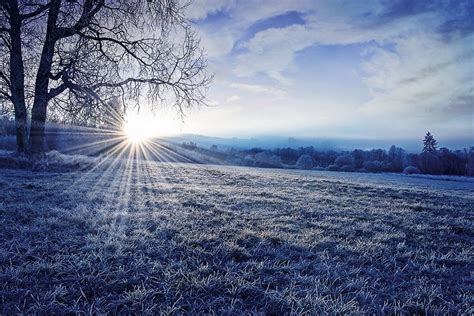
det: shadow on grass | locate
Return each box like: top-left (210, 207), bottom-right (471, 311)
top-left (0, 158), bottom-right (472, 314)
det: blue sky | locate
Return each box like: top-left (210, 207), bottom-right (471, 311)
top-left (158, 0), bottom-right (473, 145)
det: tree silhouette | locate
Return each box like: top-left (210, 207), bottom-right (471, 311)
top-left (422, 132), bottom-right (438, 153)
top-left (0, 0), bottom-right (211, 153)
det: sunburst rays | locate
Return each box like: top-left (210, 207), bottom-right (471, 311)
top-left (58, 119), bottom-right (209, 236)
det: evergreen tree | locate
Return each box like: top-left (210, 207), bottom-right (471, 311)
top-left (422, 132), bottom-right (438, 153)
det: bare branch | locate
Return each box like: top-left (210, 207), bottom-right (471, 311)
top-left (20, 2), bottom-right (52, 20)
top-left (55, 0), bottom-right (105, 39)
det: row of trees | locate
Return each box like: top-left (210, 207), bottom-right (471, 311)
top-left (233, 133), bottom-right (474, 176)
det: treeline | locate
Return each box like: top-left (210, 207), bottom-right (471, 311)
top-left (222, 133), bottom-right (474, 176)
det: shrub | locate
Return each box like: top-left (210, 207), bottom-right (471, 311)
top-left (255, 152), bottom-right (282, 168)
top-left (325, 164), bottom-right (339, 171)
top-left (295, 154), bottom-right (313, 169)
top-left (182, 141), bottom-right (197, 150)
top-left (226, 157), bottom-right (243, 166)
top-left (243, 155), bottom-right (256, 167)
top-left (269, 155), bottom-right (283, 168)
top-left (403, 166), bottom-right (421, 175)
top-left (340, 165), bottom-right (354, 172)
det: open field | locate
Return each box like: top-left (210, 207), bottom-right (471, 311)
top-left (0, 159), bottom-right (473, 314)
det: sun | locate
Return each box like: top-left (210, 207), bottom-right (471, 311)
top-left (123, 110), bottom-right (181, 143)
top-left (123, 113), bottom-right (155, 143)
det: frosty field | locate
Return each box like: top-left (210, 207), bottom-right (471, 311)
top-left (0, 160), bottom-right (473, 314)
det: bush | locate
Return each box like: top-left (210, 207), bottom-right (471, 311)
top-left (363, 160), bottom-right (382, 173)
top-left (0, 150), bottom-right (95, 171)
top-left (335, 154), bottom-right (354, 168)
top-left (243, 155), bottom-right (256, 167)
top-left (295, 154), bottom-right (313, 169)
top-left (325, 164), bottom-right (339, 171)
top-left (225, 157), bottom-right (244, 166)
top-left (0, 136), bottom-right (16, 151)
top-left (182, 141), bottom-right (197, 150)
top-left (340, 165), bottom-right (354, 172)
top-left (0, 118), bottom-right (16, 136)
top-left (403, 166), bottom-right (421, 175)
top-left (255, 152), bottom-right (282, 168)
top-left (269, 155), bottom-right (283, 168)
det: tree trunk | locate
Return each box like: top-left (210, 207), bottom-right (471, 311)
top-left (8, 0), bottom-right (28, 152)
top-left (29, 0), bottom-right (61, 153)
top-left (29, 98), bottom-right (48, 153)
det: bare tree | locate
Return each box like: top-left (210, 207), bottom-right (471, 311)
top-left (0, 0), bottom-right (211, 153)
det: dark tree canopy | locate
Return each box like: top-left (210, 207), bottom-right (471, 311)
top-left (0, 0), bottom-right (211, 153)
top-left (422, 131), bottom-right (438, 153)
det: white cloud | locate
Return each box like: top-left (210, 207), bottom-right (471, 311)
top-left (233, 7), bottom-right (441, 80)
top-left (226, 95), bottom-right (240, 102)
top-left (206, 99), bottom-right (220, 106)
top-left (184, 0), bottom-right (235, 20)
top-left (229, 83), bottom-right (287, 99)
top-left (188, 0), bottom-right (327, 59)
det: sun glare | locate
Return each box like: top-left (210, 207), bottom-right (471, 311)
top-left (124, 114), bottom-right (155, 143)
top-left (123, 111), bottom-right (182, 143)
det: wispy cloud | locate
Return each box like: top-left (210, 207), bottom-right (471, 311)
top-left (229, 83), bottom-right (287, 99)
top-left (226, 95), bottom-right (241, 103)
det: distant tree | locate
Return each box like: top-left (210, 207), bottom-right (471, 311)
top-left (422, 132), bottom-right (438, 153)
top-left (210, 144), bottom-right (218, 152)
top-left (419, 152), bottom-right (443, 174)
top-left (334, 154), bottom-right (354, 168)
top-left (407, 153), bottom-right (420, 168)
top-left (367, 149), bottom-right (386, 162)
top-left (353, 149), bottom-right (365, 169)
top-left (468, 147), bottom-right (474, 176)
top-left (295, 154), bottom-right (313, 170)
top-left (248, 147), bottom-right (264, 155)
top-left (279, 147), bottom-right (299, 164)
top-left (182, 141), bottom-right (197, 150)
top-left (0, 0), bottom-right (211, 153)
top-left (438, 147), bottom-right (466, 175)
top-left (363, 160), bottom-right (382, 173)
top-left (388, 145), bottom-right (406, 172)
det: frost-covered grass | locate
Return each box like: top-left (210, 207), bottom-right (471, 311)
top-left (0, 150), bottom-right (98, 172)
top-left (0, 159), bottom-right (472, 314)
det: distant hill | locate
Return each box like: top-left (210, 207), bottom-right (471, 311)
top-left (165, 134), bottom-right (472, 153)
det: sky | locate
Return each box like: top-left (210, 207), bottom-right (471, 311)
top-left (150, 0), bottom-right (473, 147)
